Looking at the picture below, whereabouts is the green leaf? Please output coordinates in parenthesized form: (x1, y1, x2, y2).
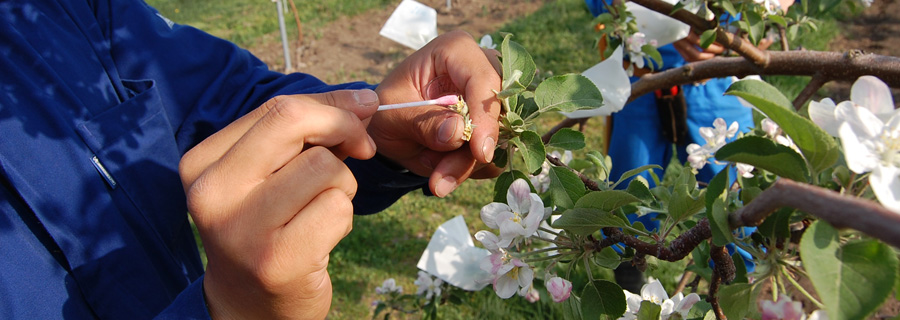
(668, 184, 705, 222)
(593, 247, 622, 269)
(548, 128, 587, 150)
(718, 283, 760, 320)
(549, 166, 585, 210)
(511, 131, 546, 174)
(744, 10, 765, 44)
(699, 29, 718, 49)
(613, 164, 663, 189)
(576, 190, 641, 211)
(768, 15, 788, 27)
(500, 34, 536, 91)
(757, 208, 793, 240)
(581, 280, 627, 320)
(493, 170, 531, 203)
(534, 74, 604, 113)
(726, 80, 840, 173)
(716, 136, 811, 182)
(641, 44, 663, 68)
(705, 170, 733, 246)
(719, 0, 739, 16)
(553, 208, 629, 236)
(625, 178, 654, 204)
(800, 221, 899, 320)
(563, 296, 583, 320)
(637, 300, 662, 320)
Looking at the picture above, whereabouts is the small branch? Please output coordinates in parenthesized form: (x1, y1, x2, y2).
(597, 219, 712, 261)
(673, 269, 695, 295)
(792, 72, 828, 110)
(729, 178, 900, 248)
(778, 25, 789, 51)
(707, 246, 728, 320)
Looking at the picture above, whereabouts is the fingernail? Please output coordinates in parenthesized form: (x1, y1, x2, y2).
(438, 117, 458, 143)
(354, 89, 378, 107)
(367, 135, 377, 151)
(435, 176, 458, 197)
(482, 137, 496, 163)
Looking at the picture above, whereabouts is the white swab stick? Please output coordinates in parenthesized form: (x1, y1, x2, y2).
(377, 95, 459, 111)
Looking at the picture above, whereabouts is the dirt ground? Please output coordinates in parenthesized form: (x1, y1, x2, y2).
(250, 0, 547, 84)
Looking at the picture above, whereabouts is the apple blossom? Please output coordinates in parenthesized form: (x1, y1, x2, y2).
(375, 278, 403, 295)
(618, 279, 700, 320)
(686, 118, 740, 170)
(521, 285, 540, 303)
(545, 276, 573, 302)
(414, 271, 443, 300)
(479, 251, 535, 299)
(837, 101, 900, 212)
(809, 75, 895, 137)
(759, 294, 804, 320)
(479, 34, 496, 49)
(480, 179, 546, 248)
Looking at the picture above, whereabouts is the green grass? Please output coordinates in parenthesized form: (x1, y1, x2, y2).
(144, 0, 395, 48)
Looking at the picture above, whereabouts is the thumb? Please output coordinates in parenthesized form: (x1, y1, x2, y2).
(318, 89, 380, 121)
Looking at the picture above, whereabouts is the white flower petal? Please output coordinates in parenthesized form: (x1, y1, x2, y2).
(508, 179, 532, 214)
(808, 98, 841, 136)
(838, 101, 883, 140)
(870, 165, 900, 213)
(641, 279, 669, 302)
(852, 75, 894, 117)
(475, 230, 502, 251)
(494, 274, 519, 299)
(480, 203, 509, 229)
(839, 122, 880, 174)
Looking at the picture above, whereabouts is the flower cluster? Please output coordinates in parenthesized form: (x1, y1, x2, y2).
(619, 279, 700, 320)
(809, 76, 900, 213)
(473, 178, 573, 302)
(685, 118, 755, 176)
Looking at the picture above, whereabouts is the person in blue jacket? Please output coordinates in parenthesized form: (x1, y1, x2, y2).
(0, 1, 503, 318)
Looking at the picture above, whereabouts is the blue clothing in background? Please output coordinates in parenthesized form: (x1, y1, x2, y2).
(0, 1, 426, 318)
(584, 0, 757, 271)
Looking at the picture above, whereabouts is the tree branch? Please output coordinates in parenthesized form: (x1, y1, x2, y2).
(729, 178, 900, 248)
(792, 72, 828, 110)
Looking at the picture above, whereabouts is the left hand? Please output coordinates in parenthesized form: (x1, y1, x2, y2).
(371, 30, 504, 197)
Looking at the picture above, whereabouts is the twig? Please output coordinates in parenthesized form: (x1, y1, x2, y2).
(673, 269, 695, 295)
(792, 72, 829, 110)
(708, 244, 734, 319)
(778, 25, 789, 51)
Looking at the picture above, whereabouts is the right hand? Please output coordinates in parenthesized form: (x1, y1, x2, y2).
(179, 89, 379, 319)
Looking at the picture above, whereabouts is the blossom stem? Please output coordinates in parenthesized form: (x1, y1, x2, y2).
(532, 235, 573, 247)
(781, 266, 825, 309)
(514, 246, 572, 257)
(537, 227, 561, 237)
(524, 253, 574, 264)
(583, 254, 595, 282)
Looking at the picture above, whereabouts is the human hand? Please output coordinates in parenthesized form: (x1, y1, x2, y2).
(371, 30, 503, 197)
(673, 31, 727, 63)
(179, 90, 379, 319)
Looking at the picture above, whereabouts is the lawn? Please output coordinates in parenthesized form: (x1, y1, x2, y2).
(143, 0, 842, 318)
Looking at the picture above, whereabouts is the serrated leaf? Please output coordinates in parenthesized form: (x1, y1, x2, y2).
(769, 15, 787, 27)
(700, 29, 718, 49)
(501, 34, 536, 90)
(581, 280, 627, 320)
(576, 190, 641, 211)
(534, 74, 604, 113)
(719, 0, 738, 16)
(726, 79, 840, 173)
(593, 247, 622, 269)
(553, 208, 629, 236)
(511, 131, 546, 174)
(705, 170, 732, 246)
(613, 164, 663, 189)
(800, 221, 899, 320)
(716, 135, 811, 182)
(626, 178, 655, 204)
(641, 44, 663, 68)
(549, 166, 585, 210)
(548, 128, 586, 150)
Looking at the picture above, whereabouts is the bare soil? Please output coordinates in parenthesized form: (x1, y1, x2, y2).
(249, 0, 547, 84)
(824, 0, 900, 101)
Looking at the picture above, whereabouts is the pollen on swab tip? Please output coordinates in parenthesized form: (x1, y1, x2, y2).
(377, 94, 460, 111)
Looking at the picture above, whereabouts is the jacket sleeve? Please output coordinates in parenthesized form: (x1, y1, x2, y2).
(104, 1, 427, 316)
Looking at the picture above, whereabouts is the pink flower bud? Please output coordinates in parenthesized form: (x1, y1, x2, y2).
(545, 276, 572, 303)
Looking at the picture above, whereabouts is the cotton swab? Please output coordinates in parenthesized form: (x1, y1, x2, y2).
(377, 95, 460, 111)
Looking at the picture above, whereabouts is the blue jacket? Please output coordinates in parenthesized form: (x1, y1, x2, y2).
(0, 0, 426, 318)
